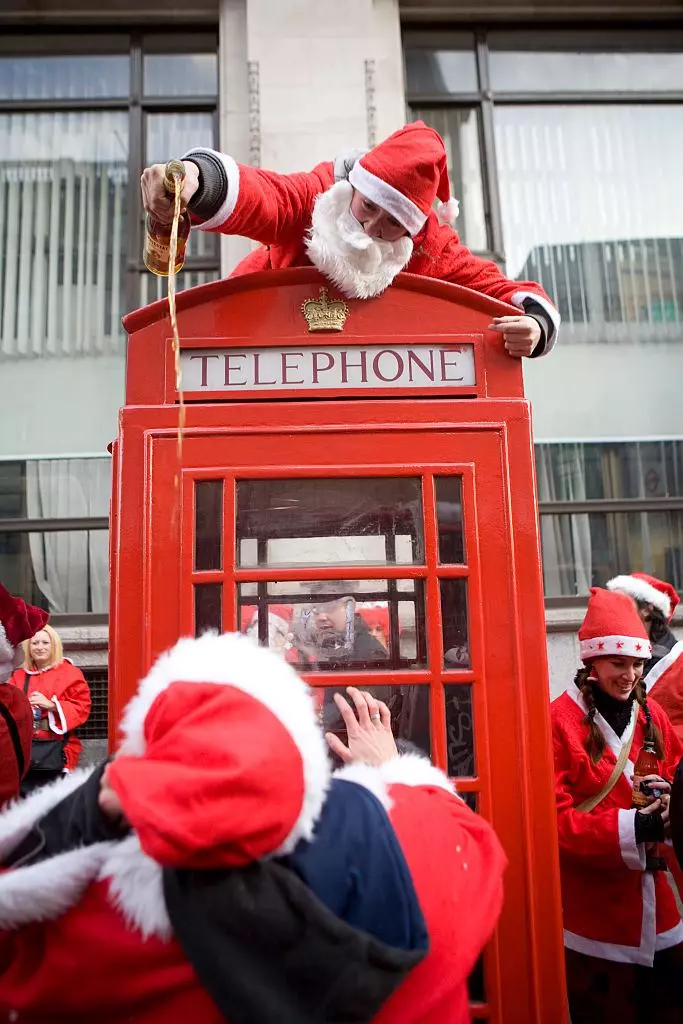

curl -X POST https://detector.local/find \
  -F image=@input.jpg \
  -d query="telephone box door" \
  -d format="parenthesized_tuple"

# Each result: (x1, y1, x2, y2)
(133, 410, 563, 1024)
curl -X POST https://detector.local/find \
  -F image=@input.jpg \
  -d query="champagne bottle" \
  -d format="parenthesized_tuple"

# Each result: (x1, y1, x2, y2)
(631, 737, 659, 809)
(143, 159, 190, 276)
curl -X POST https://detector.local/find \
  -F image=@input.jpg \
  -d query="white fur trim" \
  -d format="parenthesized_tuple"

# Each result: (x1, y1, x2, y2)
(47, 695, 68, 736)
(0, 840, 116, 929)
(511, 289, 560, 353)
(645, 641, 683, 690)
(117, 632, 330, 854)
(436, 196, 459, 225)
(377, 753, 457, 795)
(564, 871, 657, 966)
(333, 763, 391, 810)
(656, 920, 683, 950)
(606, 575, 673, 620)
(100, 833, 171, 940)
(183, 147, 240, 232)
(618, 808, 646, 871)
(0, 767, 96, 860)
(349, 161, 426, 236)
(0, 621, 15, 683)
(579, 634, 651, 661)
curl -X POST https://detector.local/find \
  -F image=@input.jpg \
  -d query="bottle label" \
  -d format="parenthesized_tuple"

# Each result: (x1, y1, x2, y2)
(631, 775, 651, 809)
(144, 232, 187, 271)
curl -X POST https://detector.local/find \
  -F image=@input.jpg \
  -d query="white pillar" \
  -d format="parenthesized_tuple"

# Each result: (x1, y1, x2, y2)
(218, 0, 251, 273)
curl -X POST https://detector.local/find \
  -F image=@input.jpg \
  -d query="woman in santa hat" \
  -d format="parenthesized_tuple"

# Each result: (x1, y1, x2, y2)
(551, 587, 683, 1023)
(0, 630, 505, 1024)
(0, 582, 48, 807)
(607, 572, 683, 743)
(142, 121, 560, 359)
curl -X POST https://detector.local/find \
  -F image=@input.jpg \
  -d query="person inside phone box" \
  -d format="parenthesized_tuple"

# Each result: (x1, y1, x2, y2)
(551, 587, 683, 1024)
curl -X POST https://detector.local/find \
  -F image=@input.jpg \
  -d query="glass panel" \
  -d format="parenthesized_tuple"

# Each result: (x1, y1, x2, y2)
(0, 462, 25, 518)
(404, 34, 478, 94)
(488, 30, 683, 93)
(195, 583, 222, 636)
(461, 791, 478, 813)
(467, 954, 486, 1003)
(0, 113, 128, 456)
(316, 685, 431, 763)
(536, 440, 683, 501)
(236, 478, 424, 568)
(0, 55, 129, 100)
(494, 104, 683, 442)
(410, 108, 487, 251)
(441, 579, 470, 668)
(435, 476, 465, 563)
(144, 113, 218, 262)
(238, 580, 427, 670)
(194, 480, 223, 571)
(445, 684, 475, 777)
(144, 53, 218, 97)
(0, 530, 108, 613)
(539, 509, 683, 597)
(138, 269, 219, 306)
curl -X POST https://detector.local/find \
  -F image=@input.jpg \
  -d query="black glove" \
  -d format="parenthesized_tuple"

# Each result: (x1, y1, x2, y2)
(634, 807, 665, 845)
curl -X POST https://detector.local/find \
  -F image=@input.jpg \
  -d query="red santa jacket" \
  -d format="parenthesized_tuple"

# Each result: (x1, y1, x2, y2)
(647, 641, 683, 745)
(187, 150, 560, 350)
(551, 684, 683, 965)
(0, 627, 505, 1024)
(0, 684, 32, 807)
(10, 660, 91, 772)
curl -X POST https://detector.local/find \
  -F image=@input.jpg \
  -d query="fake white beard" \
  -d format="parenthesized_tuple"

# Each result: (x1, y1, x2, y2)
(305, 180, 414, 300)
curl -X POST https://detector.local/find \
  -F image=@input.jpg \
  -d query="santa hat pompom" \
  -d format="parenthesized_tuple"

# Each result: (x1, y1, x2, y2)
(436, 196, 459, 226)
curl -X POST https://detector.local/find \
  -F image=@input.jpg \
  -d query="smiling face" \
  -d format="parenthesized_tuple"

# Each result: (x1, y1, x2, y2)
(29, 629, 53, 669)
(591, 655, 645, 701)
(349, 189, 408, 242)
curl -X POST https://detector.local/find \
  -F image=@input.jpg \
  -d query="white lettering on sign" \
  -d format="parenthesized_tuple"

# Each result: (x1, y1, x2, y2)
(180, 344, 475, 393)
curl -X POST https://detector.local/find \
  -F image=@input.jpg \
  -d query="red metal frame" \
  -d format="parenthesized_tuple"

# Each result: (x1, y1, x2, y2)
(112, 268, 567, 1023)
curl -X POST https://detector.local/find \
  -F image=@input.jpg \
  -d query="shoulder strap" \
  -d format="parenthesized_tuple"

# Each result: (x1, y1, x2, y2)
(576, 711, 638, 814)
(0, 698, 26, 780)
(23, 671, 30, 695)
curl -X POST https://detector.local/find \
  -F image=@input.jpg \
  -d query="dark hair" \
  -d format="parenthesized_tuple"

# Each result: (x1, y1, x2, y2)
(576, 666, 665, 764)
(635, 599, 669, 645)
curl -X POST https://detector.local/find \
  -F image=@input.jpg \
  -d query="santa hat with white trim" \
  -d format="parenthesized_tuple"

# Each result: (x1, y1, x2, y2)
(578, 587, 652, 663)
(606, 572, 679, 623)
(0, 581, 49, 683)
(107, 631, 330, 869)
(348, 121, 459, 237)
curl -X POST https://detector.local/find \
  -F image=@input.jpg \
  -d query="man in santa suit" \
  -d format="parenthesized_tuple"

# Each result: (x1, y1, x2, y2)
(0, 583, 49, 807)
(607, 573, 683, 743)
(0, 631, 505, 1023)
(141, 120, 560, 358)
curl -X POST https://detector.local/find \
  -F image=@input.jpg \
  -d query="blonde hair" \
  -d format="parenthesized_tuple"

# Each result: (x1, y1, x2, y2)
(21, 624, 63, 671)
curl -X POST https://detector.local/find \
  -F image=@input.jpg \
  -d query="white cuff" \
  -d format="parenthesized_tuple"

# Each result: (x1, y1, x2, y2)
(47, 696, 68, 736)
(183, 147, 240, 232)
(618, 808, 647, 871)
(511, 289, 560, 353)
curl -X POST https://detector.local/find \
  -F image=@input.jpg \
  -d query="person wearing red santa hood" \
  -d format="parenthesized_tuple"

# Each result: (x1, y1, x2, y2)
(0, 583, 49, 808)
(0, 630, 505, 1024)
(551, 587, 683, 1024)
(607, 572, 683, 744)
(141, 121, 560, 358)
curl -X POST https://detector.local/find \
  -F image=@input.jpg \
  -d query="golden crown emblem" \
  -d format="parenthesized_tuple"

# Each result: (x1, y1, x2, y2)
(301, 287, 349, 332)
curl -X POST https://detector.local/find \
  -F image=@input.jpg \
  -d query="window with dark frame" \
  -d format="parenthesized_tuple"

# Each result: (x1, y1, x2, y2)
(0, 29, 219, 620)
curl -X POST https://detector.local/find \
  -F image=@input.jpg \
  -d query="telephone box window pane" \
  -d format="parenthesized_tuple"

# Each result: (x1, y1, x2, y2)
(236, 478, 424, 568)
(194, 480, 223, 571)
(441, 578, 470, 668)
(195, 583, 222, 636)
(435, 477, 465, 564)
(317, 685, 431, 761)
(467, 954, 486, 1003)
(445, 684, 475, 777)
(237, 579, 427, 671)
(461, 791, 478, 813)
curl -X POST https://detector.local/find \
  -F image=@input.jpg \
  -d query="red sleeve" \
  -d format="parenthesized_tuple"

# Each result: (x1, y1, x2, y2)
(207, 160, 333, 246)
(440, 237, 556, 311)
(553, 724, 643, 872)
(0, 683, 33, 803)
(50, 666, 91, 734)
(387, 783, 506, 992)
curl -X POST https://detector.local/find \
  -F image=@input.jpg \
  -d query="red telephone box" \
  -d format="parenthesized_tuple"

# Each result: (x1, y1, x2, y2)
(112, 267, 568, 1023)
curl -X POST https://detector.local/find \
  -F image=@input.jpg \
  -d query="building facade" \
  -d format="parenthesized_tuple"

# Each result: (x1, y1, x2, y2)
(1, 0, 682, 757)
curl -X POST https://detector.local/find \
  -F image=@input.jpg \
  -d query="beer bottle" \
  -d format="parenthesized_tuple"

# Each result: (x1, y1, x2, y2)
(143, 159, 190, 276)
(631, 737, 659, 809)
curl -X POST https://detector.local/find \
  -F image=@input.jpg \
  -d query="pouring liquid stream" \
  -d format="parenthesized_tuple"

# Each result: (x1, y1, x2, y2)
(167, 173, 185, 489)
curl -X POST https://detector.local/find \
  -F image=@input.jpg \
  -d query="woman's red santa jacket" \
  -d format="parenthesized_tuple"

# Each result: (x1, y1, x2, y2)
(551, 683, 683, 965)
(10, 660, 91, 771)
